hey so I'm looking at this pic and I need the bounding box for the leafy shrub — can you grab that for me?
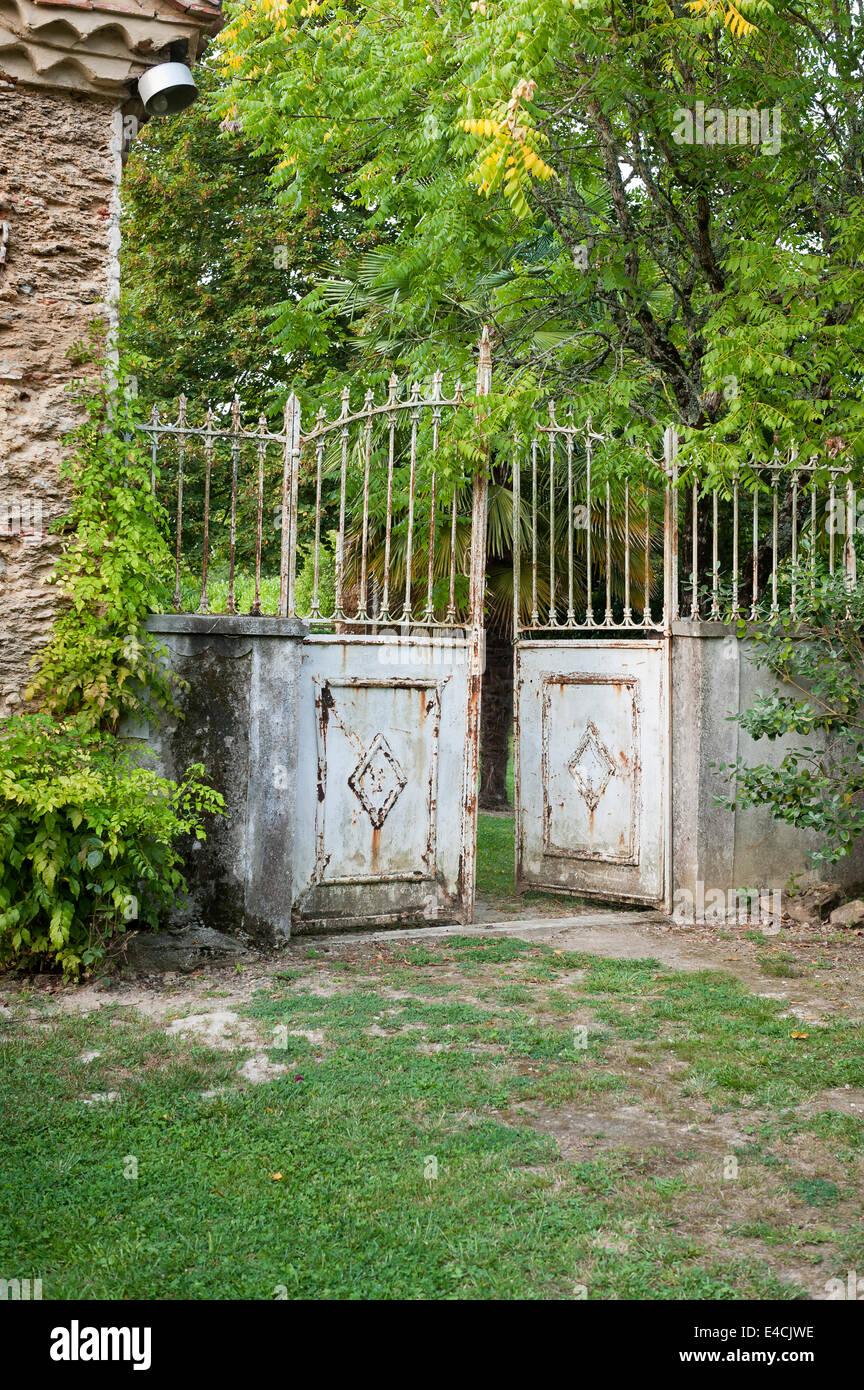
[723,572,864,865]
[0,715,224,976]
[4,349,224,975]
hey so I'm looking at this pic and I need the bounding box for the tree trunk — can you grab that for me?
[479,627,513,810]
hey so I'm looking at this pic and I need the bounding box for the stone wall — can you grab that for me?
[0,79,121,713]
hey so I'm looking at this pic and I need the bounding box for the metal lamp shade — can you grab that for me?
[137,63,198,117]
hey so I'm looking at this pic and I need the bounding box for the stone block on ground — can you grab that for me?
[828,899,864,928]
[785,882,845,924]
[123,926,253,973]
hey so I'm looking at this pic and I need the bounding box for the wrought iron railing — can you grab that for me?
[141,332,857,635]
[512,413,674,635]
[142,362,488,629]
[674,451,856,625]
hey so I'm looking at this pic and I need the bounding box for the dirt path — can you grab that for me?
[6,906,861,1029]
[304,910,864,1023]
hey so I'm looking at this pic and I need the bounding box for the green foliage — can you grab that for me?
[723,573,864,864]
[26,355,178,732]
[789,1177,840,1209]
[212,0,864,460]
[294,534,336,618]
[6,351,225,975]
[0,715,224,977]
[120,54,376,414]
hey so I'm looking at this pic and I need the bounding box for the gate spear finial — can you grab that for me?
[476,323,493,397]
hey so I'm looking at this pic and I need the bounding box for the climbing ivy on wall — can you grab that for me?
[26,347,178,731]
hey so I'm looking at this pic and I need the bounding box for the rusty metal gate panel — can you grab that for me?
[510,417,675,909]
[284,330,490,929]
[515,639,669,906]
[140,328,493,931]
[291,636,473,930]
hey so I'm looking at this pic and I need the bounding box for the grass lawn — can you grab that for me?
[2,932,863,1300]
[475,810,593,916]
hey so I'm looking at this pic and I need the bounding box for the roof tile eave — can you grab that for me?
[28,0,223,22]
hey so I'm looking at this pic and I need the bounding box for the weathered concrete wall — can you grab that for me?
[136,615,307,947]
[0,80,122,714]
[135,617,864,941]
[672,622,864,898]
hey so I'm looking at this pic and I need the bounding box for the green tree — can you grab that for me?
[122,3,864,813]
[120,55,375,414]
[214,0,864,468]
[210,0,864,810]
[723,570,864,867]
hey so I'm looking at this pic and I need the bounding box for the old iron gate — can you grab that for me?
[145,329,855,926]
[511,420,676,910]
[286,338,489,930]
[508,415,856,912]
[143,333,491,930]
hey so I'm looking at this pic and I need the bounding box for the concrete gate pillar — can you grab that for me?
[138,615,308,946]
[671,621,864,907]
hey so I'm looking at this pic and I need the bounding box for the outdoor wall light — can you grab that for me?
[137,63,198,118]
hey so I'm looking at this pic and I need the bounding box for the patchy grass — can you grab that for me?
[1,936,863,1299]
[475,814,589,916]
[757,951,803,979]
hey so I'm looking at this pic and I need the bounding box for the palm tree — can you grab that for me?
[330,438,658,809]
[297,248,661,808]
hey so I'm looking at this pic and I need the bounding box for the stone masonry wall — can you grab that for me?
[0,80,120,713]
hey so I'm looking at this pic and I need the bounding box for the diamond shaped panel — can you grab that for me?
[347,732,408,829]
[567,720,617,812]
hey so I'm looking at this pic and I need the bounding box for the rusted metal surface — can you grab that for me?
[514,640,667,905]
[144,357,853,635]
[279,393,302,620]
[515,408,671,633]
[665,437,854,625]
[292,637,471,931]
[456,326,492,924]
[142,372,475,629]
[143,330,860,924]
[662,425,679,630]
[511,414,673,905]
[509,420,857,910]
